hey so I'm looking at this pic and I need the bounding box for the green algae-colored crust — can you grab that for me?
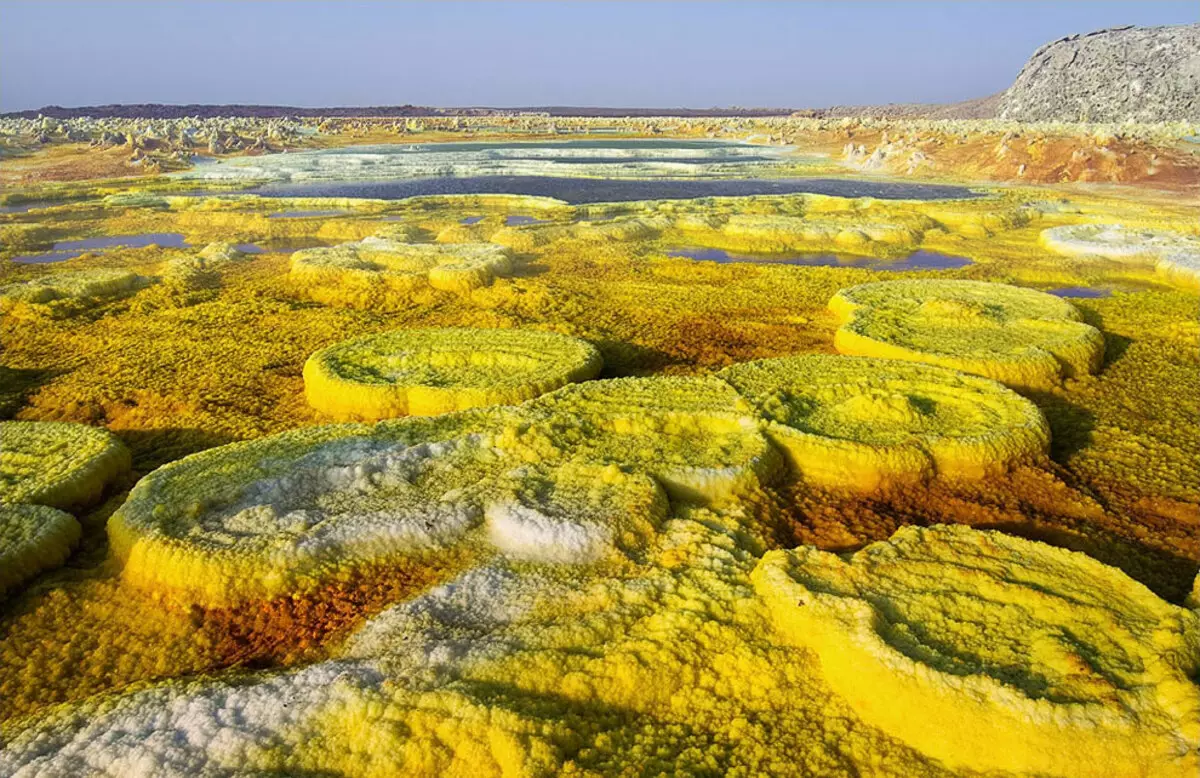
[0,269,155,320]
[830,279,1105,390]
[0,503,81,596]
[0,421,131,510]
[753,524,1200,778]
[719,355,1050,490]
[290,237,516,308]
[303,327,603,421]
[526,375,782,502]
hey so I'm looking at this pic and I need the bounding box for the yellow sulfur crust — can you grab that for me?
[830,279,1106,390]
[303,327,603,420]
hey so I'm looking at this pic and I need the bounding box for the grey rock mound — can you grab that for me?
[998,24,1200,123]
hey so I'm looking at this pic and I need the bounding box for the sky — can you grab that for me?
[0,1,1195,112]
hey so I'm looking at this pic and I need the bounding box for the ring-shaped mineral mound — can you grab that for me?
[1040,223,1200,287]
[829,279,1105,390]
[107,409,667,606]
[0,421,131,510]
[752,524,1200,778]
[289,237,516,308]
[0,503,81,596]
[0,269,154,320]
[525,375,782,502]
[718,355,1050,490]
[304,327,604,421]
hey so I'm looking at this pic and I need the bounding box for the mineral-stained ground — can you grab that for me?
[0,115,1198,777]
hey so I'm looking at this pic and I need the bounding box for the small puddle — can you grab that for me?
[13,233,190,263]
[267,210,347,219]
[506,215,551,226]
[460,216,485,225]
[232,243,269,254]
[0,202,55,214]
[666,247,973,271]
[1046,286,1112,299]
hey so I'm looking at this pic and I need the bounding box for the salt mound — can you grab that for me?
[526,376,782,502]
[108,408,666,605]
[1040,223,1200,287]
[753,524,1200,777]
[0,269,154,320]
[303,327,602,421]
[719,355,1050,490]
[830,279,1105,390]
[0,421,130,510]
[0,503,81,596]
[290,238,516,308]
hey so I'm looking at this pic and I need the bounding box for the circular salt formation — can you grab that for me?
[753,524,1200,778]
[830,279,1105,390]
[0,421,131,510]
[304,327,603,421]
[484,462,667,565]
[0,269,153,320]
[108,409,665,605]
[0,503,81,596]
[526,376,782,502]
[1040,224,1200,287]
[290,237,515,308]
[719,355,1049,490]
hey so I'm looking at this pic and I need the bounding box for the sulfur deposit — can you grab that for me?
[0,504,81,596]
[304,327,603,420]
[527,376,782,502]
[719,355,1050,490]
[0,268,154,320]
[753,524,1200,777]
[830,279,1106,390]
[290,238,516,308]
[0,421,130,510]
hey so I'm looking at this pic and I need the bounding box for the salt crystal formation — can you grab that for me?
[0,269,154,320]
[753,524,1200,777]
[304,327,603,420]
[0,504,81,597]
[0,420,130,510]
[290,238,516,307]
[1040,223,1200,287]
[719,354,1050,490]
[830,279,1106,390]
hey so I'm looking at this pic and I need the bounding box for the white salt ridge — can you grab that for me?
[0,660,386,778]
[1040,224,1200,285]
[175,142,793,184]
[345,564,562,679]
[484,500,611,564]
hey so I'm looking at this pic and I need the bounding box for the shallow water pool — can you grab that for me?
[246,176,982,205]
[666,247,974,272]
[12,233,190,264]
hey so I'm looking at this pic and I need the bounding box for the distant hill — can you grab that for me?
[997,24,1200,122]
[0,104,803,120]
[16,23,1196,126]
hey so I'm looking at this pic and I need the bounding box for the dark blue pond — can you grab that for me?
[1046,286,1112,299]
[13,233,190,264]
[667,247,974,272]
[267,210,347,219]
[0,202,54,214]
[460,216,485,225]
[243,177,981,205]
[506,215,552,226]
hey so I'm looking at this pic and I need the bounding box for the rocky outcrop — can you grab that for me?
[998,24,1200,122]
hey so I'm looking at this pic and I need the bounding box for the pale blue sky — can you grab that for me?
[1,1,1195,112]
